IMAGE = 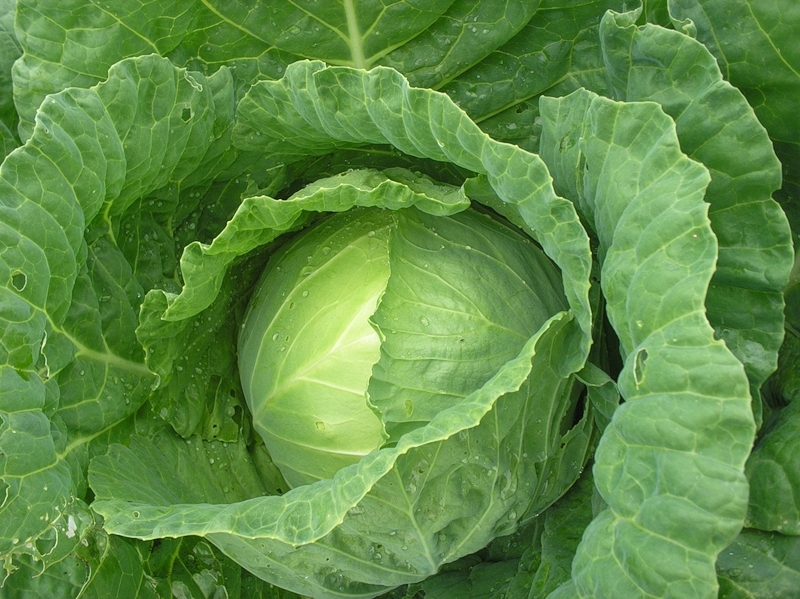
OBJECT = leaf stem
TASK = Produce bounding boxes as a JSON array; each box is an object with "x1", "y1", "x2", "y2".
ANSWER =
[{"x1": 343, "y1": 0, "x2": 366, "y2": 69}]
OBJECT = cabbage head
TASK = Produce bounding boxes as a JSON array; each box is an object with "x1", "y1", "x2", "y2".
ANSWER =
[{"x1": 239, "y1": 205, "x2": 569, "y2": 488}]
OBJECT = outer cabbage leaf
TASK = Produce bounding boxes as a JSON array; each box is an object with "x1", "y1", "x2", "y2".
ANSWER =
[
  {"x1": 376, "y1": 0, "x2": 542, "y2": 89},
  {"x1": 597, "y1": 9, "x2": 792, "y2": 420},
  {"x1": 397, "y1": 469, "x2": 596, "y2": 599},
  {"x1": 744, "y1": 400, "x2": 800, "y2": 535},
  {"x1": 0, "y1": 54, "x2": 240, "y2": 577},
  {"x1": 454, "y1": 5, "x2": 792, "y2": 426},
  {"x1": 444, "y1": 0, "x2": 624, "y2": 125},
  {"x1": 94, "y1": 312, "x2": 594, "y2": 598},
  {"x1": 661, "y1": 10, "x2": 800, "y2": 542},
  {"x1": 11, "y1": 0, "x2": 542, "y2": 141},
  {"x1": 717, "y1": 529, "x2": 800, "y2": 599},
  {"x1": 540, "y1": 85, "x2": 756, "y2": 597},
  {"x1": 668, "y1": 0, "x2": 800, "y2": 149},
  {"x1": 11, "y1": 0, "x2": 297, "y2": 140},
  {"x1": 744, "y1": 330, "x2": 800, "y2": 535}
]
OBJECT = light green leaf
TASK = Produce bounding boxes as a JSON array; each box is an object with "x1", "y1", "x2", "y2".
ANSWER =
[
  {"x1": 540, "y1": 88, "x2": 755, "y2": 598},
  {"x1": 159, "y1": 168, "x2": 470, "y2": 323},
  {"x1": 598, "y1": 9, "x2": 793, "y2": 415}
]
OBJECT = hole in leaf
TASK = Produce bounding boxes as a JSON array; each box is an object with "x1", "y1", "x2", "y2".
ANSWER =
[
  {"x1": 11, "y1": 271, "x2": 26, "y2": 291},
  {"x1": 633, "y1": 348, "x2": 648, "y2": 387},
  {"x1": 181, "y1": 107, "x2": 192, "y2": 122},
  {"x1": 34, "y1": 526, "x2": 58, "y2": 557}
]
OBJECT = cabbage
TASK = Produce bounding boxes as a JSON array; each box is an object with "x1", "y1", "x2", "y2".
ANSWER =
[
  {"x1": 239, "y1": 206, "x2": 567, "y2": 487},
  {"x1": 3, "y1": 3, "x2": 795, "y2": 595}
]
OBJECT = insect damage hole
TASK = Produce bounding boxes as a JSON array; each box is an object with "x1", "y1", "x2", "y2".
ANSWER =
[
  {"x1": 633, "y1": 348, "x2": 648, "y2": 388},
  {"x1": 11, "y1": 271, "x2": 26, "y2": 291}
]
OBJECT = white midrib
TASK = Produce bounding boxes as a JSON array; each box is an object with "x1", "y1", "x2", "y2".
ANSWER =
[{"x1": 343, "y1": 0, "x2": 367, "y2": 69}]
